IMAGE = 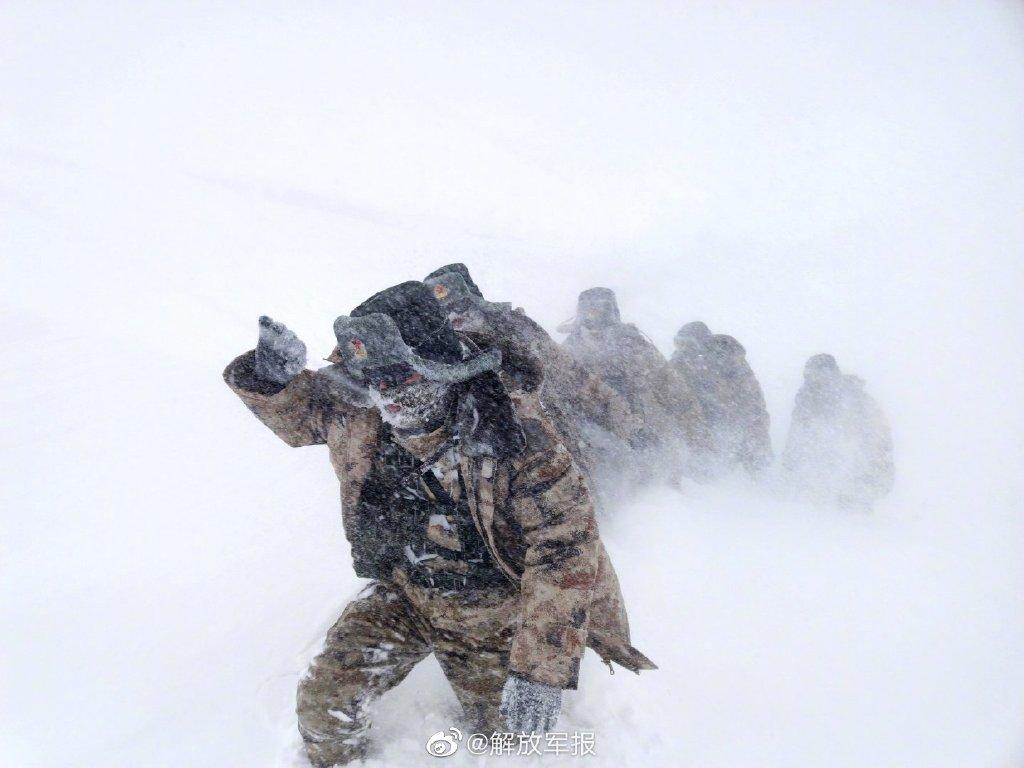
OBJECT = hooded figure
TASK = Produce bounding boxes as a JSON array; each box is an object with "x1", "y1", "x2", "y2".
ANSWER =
[
  {"x1": 671, "y1": 321, "x2": 773, "y2": 476},
  {"x1": 424, "y1": 265, "x2": 643, "y2": 506},
  {"x1": 559, "y1": 288, "x2": 714, "y2": 483},
  {"x1": 223, "y1": 281, "x2": 654, "y2": 767},
  {"x1": 781, "y1": 354, "x2": 894, "y2": 509}
]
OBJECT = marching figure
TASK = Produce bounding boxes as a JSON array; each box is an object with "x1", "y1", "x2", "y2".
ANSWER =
[
  {"x1": 781, "y1": 353, "x2": 894, "y2": 510},
  {"x1": 424, "y1": 264, "x2": 643, "y2": 506},
  {"x1": 559, "y1": 287, "x2": 714, "y2": 484},
  {"x1": 671, "y1": 321, "x2": 773, "y2": 477}
]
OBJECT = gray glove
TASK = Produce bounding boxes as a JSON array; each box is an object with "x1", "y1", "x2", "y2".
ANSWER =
[
  {"x1": 500, "y1": 674, "x2": 562, "y2": 734},
  {"x1": 255, "y1": 315, "x2": 307, "y2": 386}
]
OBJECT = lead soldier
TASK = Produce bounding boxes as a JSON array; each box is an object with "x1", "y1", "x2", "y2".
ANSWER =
[{"x1": 223, "y1": 281, "x2": 654, "y2": 766}]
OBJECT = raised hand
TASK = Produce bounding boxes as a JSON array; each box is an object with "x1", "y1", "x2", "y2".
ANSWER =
[{"x1": 255, "y1": 315, "x2": 307, "y2": 386}]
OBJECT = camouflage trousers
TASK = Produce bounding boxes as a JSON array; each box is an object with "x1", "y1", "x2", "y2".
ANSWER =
[{"x1": 296, "y1": 569, "x2": 520, "y2": 767}]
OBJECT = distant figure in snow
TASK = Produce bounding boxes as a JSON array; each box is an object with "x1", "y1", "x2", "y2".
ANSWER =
[
  {"x1": 781, "y1": 354, "x2": 894, "y2": 510},
  {"x1": 424, "y1": 264, "x2": 643, "y2": 506},
  {"x1": 558, "y1": 287, "x2": 714, "y2": 484},
  {"x1": 670, "y1": 321, "x2": 773, "y2": 477}
]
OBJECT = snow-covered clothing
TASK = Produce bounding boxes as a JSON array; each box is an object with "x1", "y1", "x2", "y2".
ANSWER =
[
  {"x1": 561, "y1": 305, "x2": 714, "y2": 481},
  {"x1": 225, "y1": 306, "x2": 654, "y2": 764},
  {"x1": 423, "y1": 269, "x2": 643, "y2": 486},
  {"x1": 671, "y1": 331, "x2": 773, "y2": 475},
  {"x1": 781, "y1": 360, "x2": 894, "y2": 508}
]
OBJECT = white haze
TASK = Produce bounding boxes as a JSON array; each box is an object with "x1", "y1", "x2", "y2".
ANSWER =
[{"x1": 2, "y1": 2, "x2": 1023, "y2": 766}]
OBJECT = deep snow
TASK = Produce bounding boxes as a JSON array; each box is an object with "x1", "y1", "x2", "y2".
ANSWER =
[{"x1": 3, "y1": 3, "x2": 1024, "y2": 767}]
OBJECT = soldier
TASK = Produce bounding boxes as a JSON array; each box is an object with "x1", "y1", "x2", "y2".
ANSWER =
[
  {"x1": 423, "y1": 264, "x2": 643, "y2": 505},
  {"x1": 781, "y1": 354, "x2": 894, "y2": 510},
  {"x1": 223, "y1": 282, "x2": 654, "y2": 767},
  {"x1": 559, "y1": 287, "x2": 714, "y2": 483},
  {"x1": 671, "y1": 321, "x2": 773, "y2": 477}
]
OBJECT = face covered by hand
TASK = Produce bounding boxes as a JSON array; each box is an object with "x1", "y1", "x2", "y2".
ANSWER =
[{"x1": 363, "y1": 363, "x2": 456, "y2": 434}]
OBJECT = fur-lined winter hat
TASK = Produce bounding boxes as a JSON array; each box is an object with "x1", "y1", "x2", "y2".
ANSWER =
[
  {"x1": 578, "y1": 287, "x2": 619, "y2": 317},
  {"x1": 327, "y1": 281, "x2": 500, "y2": 383},
  {"x1": 674, "y1": 321, "x2": 711, "y2": 348},
  {"x1": 424, "y1": 270, "x2": 483, "y2": 311},
  {"x1": 324, "y1": 280, "x2": 524, "y2": 457},
  {"x1": 424, "y1": 270, "x2": 512, "y2": 316},
  {"x1": 805, "y1": 353, "x2": 840, "y2": 379},
  {"x1": 423, "y1": 263, "x2": 484, "y2": 298},
  {"x1": 558, "y1": 287, "x2": 620, "y2": 333}
]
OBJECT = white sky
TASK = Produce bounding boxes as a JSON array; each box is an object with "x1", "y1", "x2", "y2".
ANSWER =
[{"x1": 2, "y1": 3, "x2": 1023, "y2": 766}]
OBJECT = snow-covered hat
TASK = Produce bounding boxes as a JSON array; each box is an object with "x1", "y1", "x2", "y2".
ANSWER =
[
  {"x1": 424, "y1": 270, "x2": 484, "y2": 310},
  {"x1": 557, "y1": 287, "x2": 620, "y2": 333},
  {"x1": 424, "y1": 270, "x2": 512, "y2": 315},
  {"x1": 328, "y1": 281, "x2": 501, "y2": 384},
  {"x1": 674, "y1": 321, "x2": 711, "y2": 348},
  {"x1": 578, "y1": 287, "x2": 619, "y2": 314},
  {"x1": 424, "y1": 263, "x2": 484, "y2": 298},
  {"x1": 805, "y1": 353, "x2": 840, "y2": 379}
]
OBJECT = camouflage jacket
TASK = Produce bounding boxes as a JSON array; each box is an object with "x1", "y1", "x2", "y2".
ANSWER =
[
  {"x1": 671, "y1": 334, "x2": 773, "y2": 473},
  {"x1": 563, "y1": 323, "x2": 713, "y2": 455},
  {"x1": 462, "y1": 309, "x2": 642, "y2": 473},
  {"x1": 224, "y1": 350, "x2": 655, "y2": 689},
  {"x1": 781, "y1": 375, "x2": 894, "y2": 501}
]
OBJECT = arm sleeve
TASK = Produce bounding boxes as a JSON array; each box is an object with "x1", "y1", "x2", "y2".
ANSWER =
[
  {"x1": 223, "y1": 350, "x2": 331, "y2": 448},
  {"x1": 655, "y1": 364, "x2": 714, "y2": 453},
  {"x1": 737, "y1": 363, "x2": 774, "y2": 471},
  {"x1": 781, "y1": 391, "x2": 812, "y2": 471},
  {"x1": 506, "y1": 423, "x2": 600, "y2": 689},
  {"x1": 580, "y1": 370, "x2": 643, "y2": 439},
  {"x1": 857, "y1": 399, "x2": 895, "y2": 497}
]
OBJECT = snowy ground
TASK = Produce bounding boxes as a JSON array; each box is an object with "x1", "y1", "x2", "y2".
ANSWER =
[{"x1": 3, "y1": 3, "x2": 1024, "y2": 767}]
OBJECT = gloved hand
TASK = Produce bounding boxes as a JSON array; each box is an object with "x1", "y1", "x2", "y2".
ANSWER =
[
  {"x1": 499, "y1": 674, "x2": 562, "y2": 734},
  {"x1": 255, "y1": 316, "x2": 307, "y2": 386}
]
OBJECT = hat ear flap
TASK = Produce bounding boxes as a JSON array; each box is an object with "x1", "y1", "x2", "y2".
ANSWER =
[{"x1": 408, "y1": 348, "x2": 502, "y2": 384}]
